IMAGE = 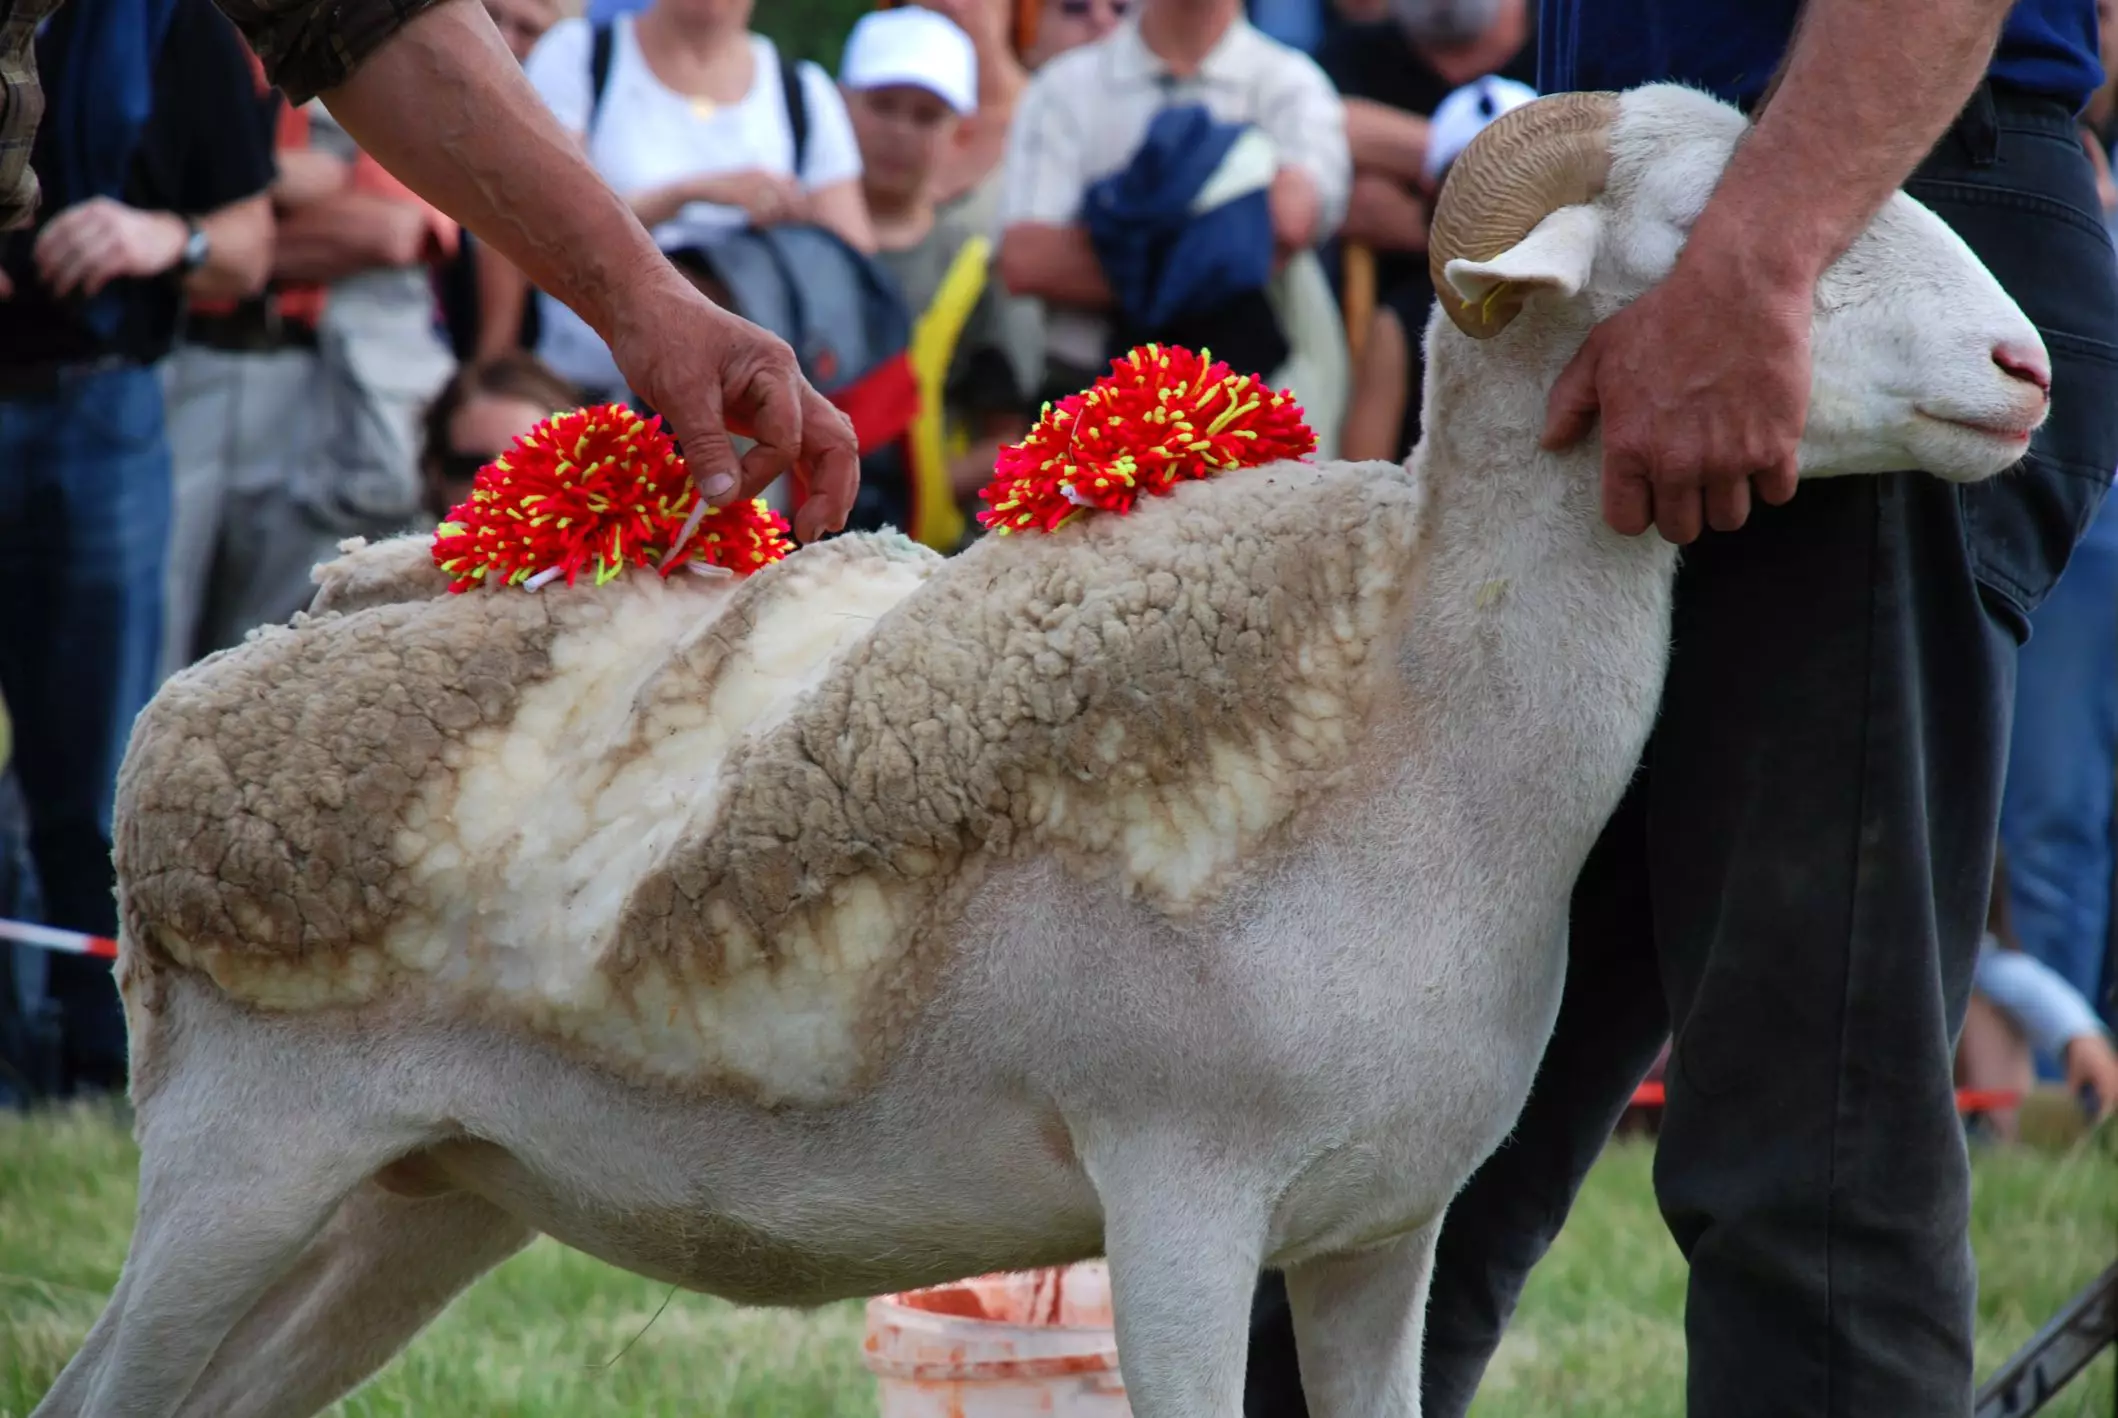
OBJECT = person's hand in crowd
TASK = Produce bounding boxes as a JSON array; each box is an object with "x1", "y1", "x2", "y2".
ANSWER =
[
  {"x1": 2062, "y1": 1031, "x2": 2118, "y2": 1122},
  {"x1": 273, "y1": 148, "x2": 354, "y2": 208},
  {"x1": 702, "y1": 170, "x2": 811, "y2": 227},
  {"x1": 603, "y1": 268, "x2": 857, "y2": 543},
  {"x1": 1542, "y1": 234, "x2": 1809, "y2": 543},
  {"x1": 32, "y1": 198, "x2": 191, "y2": 297}
]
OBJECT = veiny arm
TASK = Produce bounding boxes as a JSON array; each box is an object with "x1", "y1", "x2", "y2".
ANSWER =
[
  {"x1": 305, "y1": 0, "x2": 856, "y2": 536},
  {"x1": 1543, "y1": 0, "x2": 2020, "y2": 544}
]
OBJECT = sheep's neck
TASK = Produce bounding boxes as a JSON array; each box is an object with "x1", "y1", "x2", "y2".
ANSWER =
[{"x1": 1383, "y1": 336, "x2": 1681, "y2": 861}]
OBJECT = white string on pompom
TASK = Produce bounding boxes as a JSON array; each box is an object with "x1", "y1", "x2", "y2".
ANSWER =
[
  {"x1": 523, "y1": 565, "x2": 566, "y2": 592},
  {"x1": 686, "y1": 562, "x2": 735, "y2": 581},
  {"x1": 658, "y1": 498, "x2": 713, "y2": 572}
]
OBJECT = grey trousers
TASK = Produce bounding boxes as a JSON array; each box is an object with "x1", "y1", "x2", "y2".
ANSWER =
[
  {"x1": 1245, "y1": 83, "x2": 2118, "y2": 1418},
  {"x1": 160, "y1": 345, "x2": 346, "y2": 675}
]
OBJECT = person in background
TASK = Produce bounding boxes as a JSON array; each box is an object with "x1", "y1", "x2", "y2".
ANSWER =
[
  {"x1": 2, "y1": 1, "x2": 866, "y2": 541},
  {"x1": 843, "y1": 5, "x2": 1040, "y2": 545},
  {"x1": 1023, "y1": 0, "x2": 1131, "y2": 64},
  {"x1": 518, "y1": 0, "x2": 875, "y2": 403},
  {"x1": 434, "y1": 0, "x2": 564, "y2": 363},
  {"x1": 996, "y1": 0, "x2": 1351, "y2": 442},
  {"x1": 171, "y1": 101, "x2": 458, "y2": 665},
  {"x1": 907, "y1": 0, "x2": 1034, "y2": 222},
  {"x1": 1322, "y1": 0, "x2": 1533, "y2": 308},
  {"x1": 1996, "y1": 0, "x2": 2118, "y2": 1049},
  {"x1": 1959, "y1": 848, "x2": 2118, "y2": 1140},
  {"x1": 417, "y1": 353, "x2": 583, "y2": 523},
  {"x1": 163, "y1": 72, "x2": 460, "y2": 672},
  {"x1": 1338, "y1": 74, "x2": 1534, "y2": 462},
  {"x1": 0, "y1": 0, "x2": 275, "y2": 1099}
]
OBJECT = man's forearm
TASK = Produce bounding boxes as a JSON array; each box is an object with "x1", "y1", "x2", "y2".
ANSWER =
[
  {"x1": 316, "y1": 0, "x2": 676, "y2": 343},
  {"x1": 1344, "y1": 99, "x2": 1429, "y2": 184},
  {"x1": 1692, "y1": 0, "x2": 2013, "y2": 286},
  {"x1": 997, "y1": 224, "x2": 1113, "y2": 308}
]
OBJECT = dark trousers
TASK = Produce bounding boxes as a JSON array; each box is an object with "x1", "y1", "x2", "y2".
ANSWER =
[
  {"x1": 0, "y1": 363, "x2": 173, "y2": 1098},
  {"x1": 1246, "y1": 84, "x2": 2118, "y2": 1418}
]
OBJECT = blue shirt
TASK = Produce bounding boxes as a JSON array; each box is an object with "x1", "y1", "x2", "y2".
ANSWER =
[{"x1": 1539, "y1": 0, "x2": 2103, "y2": 112}]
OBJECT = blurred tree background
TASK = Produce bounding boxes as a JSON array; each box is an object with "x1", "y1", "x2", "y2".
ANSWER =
[{"x1": 752, "y1": 0, "x2": 880, "y2": 64}]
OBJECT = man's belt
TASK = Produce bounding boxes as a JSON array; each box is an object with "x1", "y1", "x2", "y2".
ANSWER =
[{"x1": 183, "y1": 296, "x2": 319, "y2": 354}]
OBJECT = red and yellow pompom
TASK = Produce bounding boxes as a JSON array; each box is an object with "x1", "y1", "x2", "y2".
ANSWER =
[
  {"x1": 977, "y1": 344, "x2": 1316, "y2": 536},
  {"x1": 431, "y1": 403, "x2": 792, "y2": 593}
]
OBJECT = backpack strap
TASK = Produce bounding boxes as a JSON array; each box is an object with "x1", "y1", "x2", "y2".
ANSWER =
[
  {"x1": 778, "y1": 50, "x2": 810, "y2": 180},
  {"x1": 587, "y1": 21, "x2": 616, "y2": 142}
]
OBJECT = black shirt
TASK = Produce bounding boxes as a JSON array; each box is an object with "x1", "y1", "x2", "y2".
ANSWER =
[
  {"x1": 1318, "y1": 20, "x2": 1538, "y2": 300},
  {"x1": 0, "y1": 0, "x2": 276, "y2": 371}
]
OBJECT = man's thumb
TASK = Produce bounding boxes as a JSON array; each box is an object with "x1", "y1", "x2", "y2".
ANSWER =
[
  {"x1": 1541, "y1": 342, "x2": 1603, "y2": 451},
  {"x1": 679, "y1": 424, "x2": 742, "y2": 504}
]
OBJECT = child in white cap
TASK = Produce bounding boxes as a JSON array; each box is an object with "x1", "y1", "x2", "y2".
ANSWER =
[{"x1": 841, "y1": 6, "x2": 1042, "y2": 546}]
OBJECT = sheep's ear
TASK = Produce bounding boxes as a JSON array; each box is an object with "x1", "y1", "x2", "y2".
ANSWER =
[{"x1": 1442, "y1": 206, "x2": 1602, "y2": 331}]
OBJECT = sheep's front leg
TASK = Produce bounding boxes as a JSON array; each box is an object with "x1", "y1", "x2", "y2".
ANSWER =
[
  {"x1": 1282, "y1": 1218, "x2": 1441, "y2": 1418},
  {"x1": 1087, "y1": 1140, "x2": 1271, "y2": 1418}
]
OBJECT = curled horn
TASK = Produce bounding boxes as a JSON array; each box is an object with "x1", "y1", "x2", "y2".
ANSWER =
[{"x1": 1427, "y1": 91, "x2": 1622, "y2": 339}]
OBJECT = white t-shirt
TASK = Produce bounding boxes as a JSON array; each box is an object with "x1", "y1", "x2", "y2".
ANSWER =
[{"x1": 523, "y1": 17, "x2": 863, "y2": 394}]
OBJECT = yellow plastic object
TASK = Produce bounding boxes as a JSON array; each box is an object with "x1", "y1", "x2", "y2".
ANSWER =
[{"x1": 906, "y1": 233, "x2": 992, "y2": 551}]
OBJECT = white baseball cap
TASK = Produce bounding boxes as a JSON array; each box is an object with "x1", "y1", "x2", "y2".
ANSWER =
[
  {"x1": 1423, "y1": 75, "x2": 1539, "y2": 184},
  {"x1": 840, "y1": 8, "x2": 980, "y2": 117}
]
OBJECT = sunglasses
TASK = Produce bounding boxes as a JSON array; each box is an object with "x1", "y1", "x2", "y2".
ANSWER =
[{"x1": 1058, "y1": 0, "x2": 1128, "y2": 15}]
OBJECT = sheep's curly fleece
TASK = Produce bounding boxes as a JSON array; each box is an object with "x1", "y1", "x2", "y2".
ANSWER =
[{"x1": 114, "y1": 459, "x2": 1425, "y2": 1102}]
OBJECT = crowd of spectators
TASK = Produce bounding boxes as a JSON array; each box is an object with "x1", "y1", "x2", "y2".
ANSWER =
[{"x1": 0, "y1": 0, "x2": 2114, "y2": 1129}]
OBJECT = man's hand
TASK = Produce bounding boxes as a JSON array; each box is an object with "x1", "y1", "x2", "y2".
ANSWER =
[
  {"x1": 1542, "y1": 240, "x2": 1811, "y2": 543},
  {"x1": 2062, "y1": 1033, "x2": 2118, "y2": 1123},
  {"x1": 605, "y1": 273, "x2": 858, "y2": 543},
  {"x1": 33, "y1": 198, "x2": 188, "y2": 297}
]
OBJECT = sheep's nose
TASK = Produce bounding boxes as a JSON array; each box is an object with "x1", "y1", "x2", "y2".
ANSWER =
[{"x1": 1993, "y1": 341, "x2": 2051, "y2": 395}]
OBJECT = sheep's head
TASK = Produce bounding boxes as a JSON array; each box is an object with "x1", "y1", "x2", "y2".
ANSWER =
[{"x1": 1428, "y1": 84, "x2": 2049, "y2": 484}]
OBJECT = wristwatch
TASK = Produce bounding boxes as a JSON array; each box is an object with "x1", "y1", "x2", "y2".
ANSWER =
[{"x1": 178, "y1": 219, "x2": 210, "y2": 274}]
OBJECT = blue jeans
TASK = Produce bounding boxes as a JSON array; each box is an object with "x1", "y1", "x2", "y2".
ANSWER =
[
  {"x1": 0, "y1": 363, "x2": 173, "y2": 1095},
  {"x1": 2000, "y1": 492, "x2": 2118, "y2": 1051}
]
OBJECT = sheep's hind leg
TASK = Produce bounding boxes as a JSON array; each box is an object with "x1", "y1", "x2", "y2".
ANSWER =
[
  {"x1": 1281, "y1": 1218, "x2": 1441, "y2": 1418},
  {"x1": 30, "y1": 1085, "x2": 410, "y2": 1418},
  {"x1": 1085, "y1": 1139, "x2": 1272, "y2": 1418},
  {"x1": 173, "y1": 1179, "x2": 533, "y2": 1418}
]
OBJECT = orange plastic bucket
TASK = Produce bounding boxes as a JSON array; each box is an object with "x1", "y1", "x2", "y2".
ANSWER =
[{"x1": 863, "y1": 1263, "x2": 1131, "y2": 1416}]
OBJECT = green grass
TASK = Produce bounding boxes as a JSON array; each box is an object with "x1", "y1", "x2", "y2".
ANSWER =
[{"x1": 3, "y1": 1105, "x2": 2111, "y2": 1417}]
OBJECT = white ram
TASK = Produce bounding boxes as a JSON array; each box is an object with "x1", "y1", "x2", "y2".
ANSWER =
[{"x1": 34, "y1": 83, "x2": 2050, "y2": 1418}]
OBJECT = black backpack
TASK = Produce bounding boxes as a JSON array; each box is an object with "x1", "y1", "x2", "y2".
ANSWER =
[{"x1": 588, "y1": 21, "x2": 808, "y2": 172}]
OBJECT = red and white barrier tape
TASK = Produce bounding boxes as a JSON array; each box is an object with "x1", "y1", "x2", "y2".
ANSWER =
[{"x1": 0, "y1": 917, "x2": 118, "y2": 959}]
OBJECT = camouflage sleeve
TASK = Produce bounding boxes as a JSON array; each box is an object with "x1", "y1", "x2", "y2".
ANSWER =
[
  {"x1": 214, "y1": 0, "x2": 449, "y2": 106},
  {"x1": 0, "y1": 0, "x2": 65, "y2": 230}
]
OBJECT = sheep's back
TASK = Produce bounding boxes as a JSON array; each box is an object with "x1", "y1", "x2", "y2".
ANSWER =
[{"x1": 607, "y1": 458, "x2": 1428, "y2": 1104}]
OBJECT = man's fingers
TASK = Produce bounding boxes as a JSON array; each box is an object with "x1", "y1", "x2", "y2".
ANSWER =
[
  {"x1": 1541, "y1": 339, "x2": 1603, "y2": 451},
  {"x1": 791, "y1": 385, "x2": 859, "y2": 541},
  {"x1": 672, "y1": 379, "x2": 744, "y2": 504},
  {"x1": 727, "y1": 360, "x2": 806, "y2": 503},
  {"x1": 1704, "y1": 477, "x2": 1751, "y2": 534},
  {"x1": 1653, "y1": 485, "x2": 1705, "y2": 545},
  {"x1": 1601, "y1": 460, "x2": 1653, "y2": 537},
  {"x1": 1755, "y1": 456, "x2": 1799, "y2": 507}
]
